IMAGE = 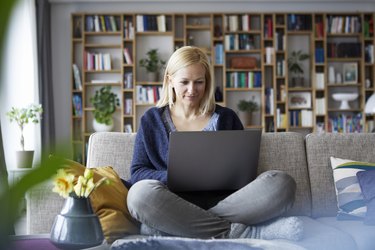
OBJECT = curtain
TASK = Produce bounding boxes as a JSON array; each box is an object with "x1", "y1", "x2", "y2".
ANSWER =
[
  {"x1": 0, "y1": 122, "x2": 9, "y2": 193},
  {"x1": 36, "y1": 0, "x2": 55, "y2": 154}
]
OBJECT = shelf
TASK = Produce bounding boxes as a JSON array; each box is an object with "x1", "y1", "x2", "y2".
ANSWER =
[
  {"x1": 71, "y1": 12, "x2": 375, "y2": 163},
  {"x1": 136, "y1": 31, "x2": 174, "y2": 36}
]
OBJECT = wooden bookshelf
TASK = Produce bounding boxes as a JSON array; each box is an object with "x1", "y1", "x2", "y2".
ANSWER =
[{"x1": 71, "y1": 12, "x2": 375, "y2": 163}]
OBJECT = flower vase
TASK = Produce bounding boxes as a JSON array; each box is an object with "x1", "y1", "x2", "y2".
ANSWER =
[{"x1": 50, "y1": 195, "x2": 104, "y2": 249}]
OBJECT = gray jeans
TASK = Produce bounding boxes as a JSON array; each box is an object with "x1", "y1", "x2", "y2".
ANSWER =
[{"x1": 127, "y1": 170, "x2": 296, "y2": 238}]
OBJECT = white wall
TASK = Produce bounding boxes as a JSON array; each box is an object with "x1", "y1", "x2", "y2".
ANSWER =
[{"x1": 50, "y1": 0, "x2": 375, "y2": 143}]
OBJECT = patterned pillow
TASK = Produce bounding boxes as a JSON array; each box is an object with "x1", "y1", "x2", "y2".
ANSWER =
[{"x1": 330, "y1": 157, "x2": 375, "y2": 220}]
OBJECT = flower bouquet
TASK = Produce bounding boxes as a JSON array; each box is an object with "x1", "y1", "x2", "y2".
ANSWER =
[
  {"x1": 50, "y1": 167, "x2": 110, "y2": 249},
  {"x1": 52, "y1": 167, "x2": 110, "y2": 198}
]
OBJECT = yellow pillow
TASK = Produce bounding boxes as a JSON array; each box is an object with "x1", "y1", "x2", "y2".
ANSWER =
[{"x1": 61, "y1": 158, "x2": 139, "y2": 243}]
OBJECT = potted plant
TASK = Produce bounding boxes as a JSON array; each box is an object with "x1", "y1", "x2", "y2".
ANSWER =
[
  {"x1": 237, "y1": 99, "x2": 259, "y2": 126},
  {"x1": 90, "y1": 86, "x2": 120, "y2": 132},
  {"x1": 6, "y1": 104, "x2": 43, "y2": 168},
  {"x1": 287, "y1": 50, "x2": 309, "y2": 87},
  {"x1": 139, "y1": 49, "x2": 165, "y2": 81}
]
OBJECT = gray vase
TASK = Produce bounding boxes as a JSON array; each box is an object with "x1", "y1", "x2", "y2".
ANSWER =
[{"x1": 50, "y1": 195, "x2": 104, "y2": 249}]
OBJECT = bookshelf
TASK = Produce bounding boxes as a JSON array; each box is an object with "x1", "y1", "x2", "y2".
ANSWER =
[{"x1": 71, "y1": 12, "x2": 375, "y2": 163}]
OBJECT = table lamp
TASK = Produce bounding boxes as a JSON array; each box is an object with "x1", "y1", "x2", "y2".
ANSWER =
[{"x1": 365, "y1": 93, "x2": 375, "y2": 114}]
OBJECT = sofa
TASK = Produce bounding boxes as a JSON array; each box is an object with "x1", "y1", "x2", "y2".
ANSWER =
[{"x1": 26, "y1": 132, "x2": 375, "y2": 249}]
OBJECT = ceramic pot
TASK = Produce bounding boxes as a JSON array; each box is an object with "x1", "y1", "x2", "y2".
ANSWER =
[
  {"x1": 238, "y1": 112, "x2": 252, "y2": 127},
  {"x1": 147, "y1": 72, "x2": 158, "y2": 82},
  {"x1": 50, "y1": 195, "x2": 104, "y2": 249},
  {"x1": 16, "y1": 150, "x2": 34, "y2": 168},
  {"x1": 93, "y1": 119, "x2": 114, "y2": 132}
]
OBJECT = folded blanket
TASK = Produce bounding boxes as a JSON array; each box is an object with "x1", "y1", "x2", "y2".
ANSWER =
[{"x1": 111, "y1": 236, "x2": 306, "y2": 250}]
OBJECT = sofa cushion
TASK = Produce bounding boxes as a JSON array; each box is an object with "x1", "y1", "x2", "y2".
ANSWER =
[
  {"x1": 330, "y1": 157, "x2": 375, "y2": 220},
  {"x1": 305, "y1": 133, "x2": 375, "y2": 218},
  {"x1": 317, "y1": 216, "x2": 375, "y2": 250},
  {"x1": 357, "y1": 170, "x2": 375, "y2": 225},
  {"x1": 86, "y1": 132, "x2": 137, "y2": 181},
  {"x1": 258, "y1": 132, "x2": 311, "y2": 217}
]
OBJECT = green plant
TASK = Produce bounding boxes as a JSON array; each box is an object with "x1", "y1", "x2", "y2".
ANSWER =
[
  {"x1": 287, "y1": 50, "x2": 309, "y2": 78},
  {"x1": 237, "y1": 99, "x2": 259, "y2": 113},
  {"x1": 6, "y1": 104, "x2": 43, "y2": 151},
  {"x1": 90, "y1": 86, "x2": 120, "y2": 125},
  {"x1": 139, "y1": 49, "x2": 165, "y2": 73}
]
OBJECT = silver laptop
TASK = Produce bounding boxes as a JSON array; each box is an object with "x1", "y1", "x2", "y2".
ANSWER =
[{"x1": 167, "y1": 129, "x2": 262, "y2": 192}]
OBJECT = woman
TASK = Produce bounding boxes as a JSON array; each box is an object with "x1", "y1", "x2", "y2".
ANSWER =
[{"x1": 127, "y1": 46, "x2": 302, "y2": 240}]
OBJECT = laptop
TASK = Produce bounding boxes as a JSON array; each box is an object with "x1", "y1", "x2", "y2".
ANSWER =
[{"x1": 167, "y1": 129, "x2": 262, "y2": 192}]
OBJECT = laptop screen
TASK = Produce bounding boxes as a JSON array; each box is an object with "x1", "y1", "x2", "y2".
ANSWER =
[{"x1": 167, "y1": 129, "x2": 262, "y2": 192}]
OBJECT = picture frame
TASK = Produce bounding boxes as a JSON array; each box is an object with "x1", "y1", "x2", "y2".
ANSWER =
[
  {"x1": 343, "y1": 63, "x2": 358, "y2": 84},
  {"x1": 288, "y1": 92, "x2": 311, "y2": 109}
]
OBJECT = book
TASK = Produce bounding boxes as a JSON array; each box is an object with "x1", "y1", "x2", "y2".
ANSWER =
[
  {"x1": 157, "y1": 15, "x2": 166, "y2": 32},
  {"x1": 72, "y1": 64, "x2": 82, "y2": 90},
  {"x1": 72, "y1": 94, "x2": 82, "y2": 116},
  {"x1": 123, "y1": 48, "x2": 133, "y2": 64}
]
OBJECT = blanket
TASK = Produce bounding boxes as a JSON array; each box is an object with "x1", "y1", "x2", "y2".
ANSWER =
[{"x1": 111, "y1": 236, "x2": 306, "y2": 250}]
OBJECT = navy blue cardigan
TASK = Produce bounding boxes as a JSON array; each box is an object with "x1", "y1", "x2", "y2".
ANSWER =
[{"x1": 128, "y1": 105, "x2": 243, "y2": 186}]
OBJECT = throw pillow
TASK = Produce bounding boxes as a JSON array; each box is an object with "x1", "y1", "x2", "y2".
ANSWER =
[
  {"x1": 60, "y1": 158, "x2": 139, "y2": 243},
  {"x1": 330, "y1": 156, "x2": 375, "y2": 220},
  {"x1": 357, "y1": 170, "x2": 375, "y2": 225}
]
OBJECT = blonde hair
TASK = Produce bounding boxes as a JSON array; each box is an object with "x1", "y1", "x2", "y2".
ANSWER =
[{"x1": 156, "y1": 46, "x2": 215, "y2": 115}]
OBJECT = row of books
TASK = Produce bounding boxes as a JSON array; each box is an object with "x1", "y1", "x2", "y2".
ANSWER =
[
  {"x1": 365, "y1": 44, "x2": 374, "y2": 63},
  {"x1": 265, "y1": 88, "x2": 274, "y2": 115},
  {"x1": 315, "y1": 48, "x2": 324, "y2": 63},
  {"x1": 315, "y1": 21, "x2": 324, "y2": 38},
  {"x1": 214, "y1": 44, "x2": 224, "y2": 65},
  {"x1": 315, "y1": 73, "x2": 325, "y2": 89},
  {"x1": 224, "y1": 14, "x2": 261, "y2": 32},
  {"x1": 264, "y1": 17, "x2": 273, "y2": 38},
  {"x1": 123, "y1": 48, "x2": 133, "y2": 64},
  {"x1": 85, "y1": 15, "x2": 119, "y2": 32},
  {"x1": 136, "y1": 15, "x2": 167, "y2": 32},
  {"x1": 224, "y1": 34, "x2": 259, "y2": 51},
  {"x1": 287, "y1": 14, "x2": 312, "y2": 31},
  {"x1": 124, "y1": 98, "x2": 133, "y2": 115},
  {"x1": 72, "y1": 64, "x2": 82, "y2": 90},
  {"x1": 327, "y1": 113, "x2": 363, "y2": 133},
  {"x1": 326, "y1": 16, "x2": 361, "y2": 34},
  {"x1": 226, "y1": 72, "x2": 262, "y2": 88},
  {"x1": 136, "y1": 85, "x2": 163, "y2": 104},
  {"x1": 72, "y1": 94, "x2": 82, "y2": 117},
  {"x1": 276, "y1": 60, "x2": 286, "y2": 77},
  {"x1": 289, "y1": 110, "x2": 313, "y2": 127},
  {"x1": 124, "y1": 19, "x2": 135, "y2": 39},
  {"x1": 275, "y1": 32, "x2": 286, "y2": 51},
  {"x1": 124, "y1": 73, "x2": 133, "y2": 89},
  {"x1": 315, "y1": 98, "x2": 326, "y2": 115},
  {"x1": 84, "y1": 51, "x2": 112, "y2": 71},
  {"x1": 276, "y1": 109, "x2": 287, "y2": 128},
  {"x1": 363, "y1": 17, "x2": 374, "y2": 38}
]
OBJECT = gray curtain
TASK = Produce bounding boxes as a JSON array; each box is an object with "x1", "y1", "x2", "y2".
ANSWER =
[
  {"x1": 0, "y1": 122, "x2": 14, "y2": 236},
  {"x1": 0, "y1": 122, "x2": 9, "y2": 192},
  {"x1": 36, "y1": 0, "x2": 55, "y2": 154}
]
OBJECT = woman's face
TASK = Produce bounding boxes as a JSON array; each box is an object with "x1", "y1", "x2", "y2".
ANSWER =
[{"x1": 169, "y1": 63, "x2": 206, "y2": 109}]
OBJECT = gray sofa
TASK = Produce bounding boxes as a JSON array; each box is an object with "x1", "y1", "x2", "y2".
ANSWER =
[{"x1": 26, "y1": 132, "x2": 375, "y2": 249}]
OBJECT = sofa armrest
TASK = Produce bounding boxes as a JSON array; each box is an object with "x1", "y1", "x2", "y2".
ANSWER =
[{"x1": 26, "y1": 181, "x2": 64, "y2": 234}]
